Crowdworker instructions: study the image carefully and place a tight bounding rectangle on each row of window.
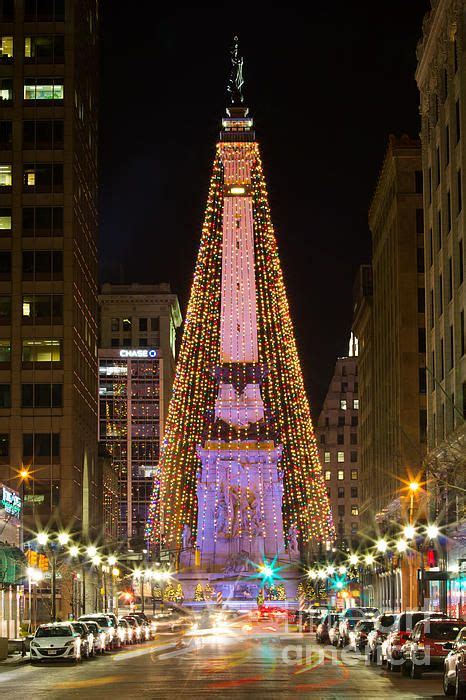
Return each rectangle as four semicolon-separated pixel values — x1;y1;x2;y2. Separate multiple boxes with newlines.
0;432;60;458
110;338;155;348
430;316;466;382
320;433;357;445
323;415;358;427
0;251;63;278
0;383;62;408
0;0;65;22
0;35;64;63
323;451;358;464
111;317;160;332
340;399;359;410
329;486;358;499
0;294;63;324
0;163;64;191
0;78;64;102
338;382;358;393
324;469;358;481
332;504;359;517
0;120;65;150
0;206;64;235
0;338;61;363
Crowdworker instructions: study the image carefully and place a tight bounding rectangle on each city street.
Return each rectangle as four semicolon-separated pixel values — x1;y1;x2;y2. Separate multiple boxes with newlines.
0;627;447;699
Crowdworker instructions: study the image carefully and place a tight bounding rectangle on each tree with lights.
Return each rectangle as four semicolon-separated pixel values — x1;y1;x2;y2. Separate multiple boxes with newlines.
194;583;205;602
146;39;334;559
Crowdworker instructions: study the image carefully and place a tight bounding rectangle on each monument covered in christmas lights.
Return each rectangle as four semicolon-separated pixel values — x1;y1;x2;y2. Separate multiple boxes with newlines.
146;39;334;601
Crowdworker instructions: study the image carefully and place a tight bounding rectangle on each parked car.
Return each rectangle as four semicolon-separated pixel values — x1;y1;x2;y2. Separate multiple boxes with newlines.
367;613;396;663
132;614;151;641
82;620;106;655
401;619;466;679
116;618;133;645
349;619;375;652
70;621;94;658
329;616;342;646
382;610;447;671
79;614;114;650
30;622;82;663
316;612;341;644
443;623;466;696
97;612;122;648
359;607;380;618
122;615;143;642
339;615;367;648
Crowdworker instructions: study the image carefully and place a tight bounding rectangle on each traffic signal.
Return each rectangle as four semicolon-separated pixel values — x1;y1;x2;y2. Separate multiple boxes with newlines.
26;549;38;566
38;553;49;571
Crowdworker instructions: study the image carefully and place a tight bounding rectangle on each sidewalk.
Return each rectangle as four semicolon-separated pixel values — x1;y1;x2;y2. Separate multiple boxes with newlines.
0;654;29;673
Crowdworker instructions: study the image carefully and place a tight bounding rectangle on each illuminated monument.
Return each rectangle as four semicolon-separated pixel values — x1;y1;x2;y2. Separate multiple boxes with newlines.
146;39;334;600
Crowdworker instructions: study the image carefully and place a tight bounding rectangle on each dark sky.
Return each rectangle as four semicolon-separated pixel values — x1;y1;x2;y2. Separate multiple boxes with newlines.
99;2;430;418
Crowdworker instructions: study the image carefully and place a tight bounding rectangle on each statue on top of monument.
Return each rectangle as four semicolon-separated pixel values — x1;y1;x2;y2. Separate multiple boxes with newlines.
227;36;244;105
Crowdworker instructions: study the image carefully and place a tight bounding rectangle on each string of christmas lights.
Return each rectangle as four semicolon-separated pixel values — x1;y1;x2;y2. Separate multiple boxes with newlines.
145;140;335;549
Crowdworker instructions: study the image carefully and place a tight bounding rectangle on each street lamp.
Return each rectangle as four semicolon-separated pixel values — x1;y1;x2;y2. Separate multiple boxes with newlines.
57;532;70;546
86;545;97;558
376;539;388;553
396;539;408;553
426;524;439;539
349;554;359;566
365;555;375;566
36;532;49;546
403;524;416;540
69;545;79;558
108;555;117;567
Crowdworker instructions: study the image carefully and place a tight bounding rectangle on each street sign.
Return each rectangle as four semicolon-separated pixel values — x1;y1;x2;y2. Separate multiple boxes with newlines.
159;550;170;563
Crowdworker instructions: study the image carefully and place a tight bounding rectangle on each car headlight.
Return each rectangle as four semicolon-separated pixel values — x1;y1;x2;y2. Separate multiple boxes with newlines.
31;641;40;648
65;640;75;647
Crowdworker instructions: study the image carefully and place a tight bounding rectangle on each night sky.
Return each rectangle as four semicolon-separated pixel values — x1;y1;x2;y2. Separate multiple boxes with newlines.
100;2;430;417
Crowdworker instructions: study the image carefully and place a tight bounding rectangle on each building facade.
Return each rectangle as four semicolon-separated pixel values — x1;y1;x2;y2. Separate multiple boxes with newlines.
416;0;466;616
355;136;427;528
0;1;100;537
316;341;360;551
98;283;181;548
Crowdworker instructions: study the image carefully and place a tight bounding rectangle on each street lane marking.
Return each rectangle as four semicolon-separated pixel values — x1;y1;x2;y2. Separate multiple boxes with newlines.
54;675;132;689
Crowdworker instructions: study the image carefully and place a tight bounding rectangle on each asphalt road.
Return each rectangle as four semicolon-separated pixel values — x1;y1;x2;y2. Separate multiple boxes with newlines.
0;627;448;699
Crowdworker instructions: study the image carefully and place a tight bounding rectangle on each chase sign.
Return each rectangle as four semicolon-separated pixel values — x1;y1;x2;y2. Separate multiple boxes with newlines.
119;349;157;359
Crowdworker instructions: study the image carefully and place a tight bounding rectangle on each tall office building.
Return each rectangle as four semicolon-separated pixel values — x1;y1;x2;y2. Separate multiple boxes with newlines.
316;339;360;550
353;136;427;527
98;283;181;546
0;1;100;542
416;1;466;613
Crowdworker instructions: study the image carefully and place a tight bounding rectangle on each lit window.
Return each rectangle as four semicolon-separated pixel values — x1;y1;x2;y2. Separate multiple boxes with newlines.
324;470;331;481
351;469;358;480
0;37;13;58
340;399;347;410
0;340;10;362
22;339;61;363
324;451;330;463
337;451;344;463
0;79;12;101
24;37;31;58
24;79;64;101
337;470;344;480
0;208;11;230
353;399;359;410
27;171;35;186
0;165;12;186
351;506;359;516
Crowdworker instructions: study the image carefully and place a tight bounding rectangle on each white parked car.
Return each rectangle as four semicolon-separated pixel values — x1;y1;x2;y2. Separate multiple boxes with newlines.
30;622;82;663
81;620;107;655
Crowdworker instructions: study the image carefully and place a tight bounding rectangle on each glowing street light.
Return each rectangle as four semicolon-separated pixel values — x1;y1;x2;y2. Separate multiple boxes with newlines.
69;545;79;558
365;554;375;566
57;532;70;546
376;539;388;553
403;524;416;539
133;569;142;580
326;565;335;575
426;524;439;539
91;554;101;566
307;570;317;580
349;554;359;566
86;545;97;558
107;555;117;567
409;481;420;493
19;468;30;479
338;566;347;575
37;532;49;546
318;570;327;580
396;539;408;553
